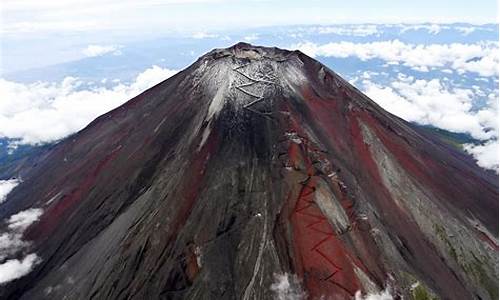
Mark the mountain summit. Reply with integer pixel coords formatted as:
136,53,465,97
0,43,498,300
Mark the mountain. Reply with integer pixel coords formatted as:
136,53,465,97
0,43,497,300
0,138,53,180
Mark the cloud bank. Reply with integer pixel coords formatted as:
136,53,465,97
7,208,44,231
0,208,44,284
82,45,122,57
294,40,499,76
0,254,40,284
0,66,178,144
0,179,21,203
464,141,498,172
311,25,379,36
361,75,497,140
356,74,498,171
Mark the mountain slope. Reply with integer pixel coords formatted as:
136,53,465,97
0,43,497,300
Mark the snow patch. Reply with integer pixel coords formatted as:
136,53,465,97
270,273,307,300
198,80,228,150
194,246,203,268
285,132,303,144
198,126,212,151
206,82,228,123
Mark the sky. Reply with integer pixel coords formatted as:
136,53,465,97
1,0,498,73
1,0,498,37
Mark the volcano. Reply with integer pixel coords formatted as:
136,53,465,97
0,43,498,300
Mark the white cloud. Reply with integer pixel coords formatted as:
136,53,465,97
270,273,306,300
243,34,259,42
3,0,225,11
192,32,218,39
398,24,495,36
355,286,393,300
456,26,476,35
464,141,498,172
0,208,43,261
362,76,497,140
1,20,107,34
0,179,21,204
0,233,28,261
399,24,445,35
82,45,122,57
293,40,499,76
1,0,229,35
360,75,498,171
7,208,44,231
0,66,178,144
0,254,41,284
313,25,379,36
131,65,178,91
0,207,45,283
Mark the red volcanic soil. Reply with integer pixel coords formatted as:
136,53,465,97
0,43,497,300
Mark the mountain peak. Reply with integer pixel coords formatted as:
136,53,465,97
0,44,497,300
206,42,300,61
185,43,316,132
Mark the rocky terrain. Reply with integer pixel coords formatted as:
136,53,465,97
0,43,497,300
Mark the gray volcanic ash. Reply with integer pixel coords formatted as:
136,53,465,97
0,43,497,300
